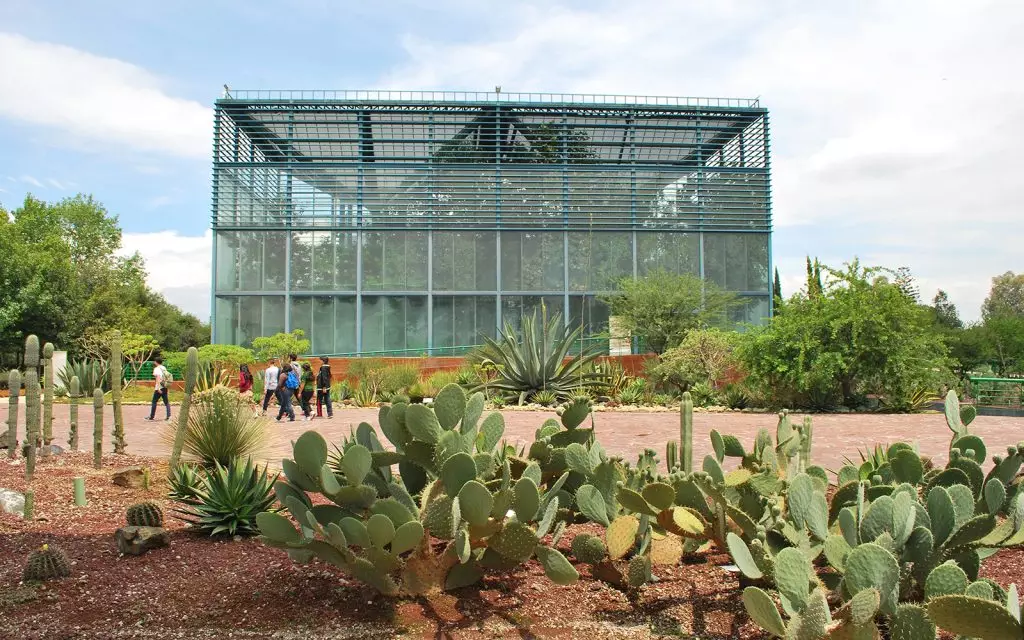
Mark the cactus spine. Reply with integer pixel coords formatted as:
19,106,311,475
92,388,103,469
24,335,40,480
68,376,80,450
110,330,125,453
680,391,693,474
41,342,54,457
168,346,199,472
5,369,20,459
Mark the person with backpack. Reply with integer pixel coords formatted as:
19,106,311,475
315,356,333,419
299,362,315,420
289,353,302,380
276,365,298,422
261,359,280,415
145,357,172,421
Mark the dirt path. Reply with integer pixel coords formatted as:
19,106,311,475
3,402,1023,471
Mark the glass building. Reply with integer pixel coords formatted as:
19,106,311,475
211,91,771,355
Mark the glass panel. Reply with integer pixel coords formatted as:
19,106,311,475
311,233,333,290
636,231,699,276
290,297,313,343
568,295,612,336
335,297,357,354
290,232,314,291
500,231,564,291
704,233,769,292
729,296,770,326
333,232,359,290
312,297,334,354
263,232,288,291
432,231,497,291
261,296,286,337
361,231,429,291
568,232,632,291
361,296,428,353
214,297,238,344
239,296,262,345
500,295,565,334
216,231,267,292
432,296,497,354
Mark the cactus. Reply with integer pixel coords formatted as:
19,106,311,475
110,330,125,453
24,335,40,479
92,388,103,469
126,501,164,527
68,375,80,450
73,477,87,506
927,593,1023,639
23,544,71,581
41,342,54,456
798,416,813,471
168,347,199,472
5,369,20,459
680,391,693,473
23,489,34,520
571,533,608,564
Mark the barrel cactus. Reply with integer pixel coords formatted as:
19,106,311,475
23,544,72,582
126,501,164,527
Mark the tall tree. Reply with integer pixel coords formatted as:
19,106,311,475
893,266,920,302
603,270,739,354
982,271,1024,319
773,267,783,306
931,290,962,330
805,256,823,299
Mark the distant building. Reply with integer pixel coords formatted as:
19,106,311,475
210,90,772,354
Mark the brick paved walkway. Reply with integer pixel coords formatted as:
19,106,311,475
4,402,1024,472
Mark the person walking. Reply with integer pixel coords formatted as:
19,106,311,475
315,356,333,419
276,364,297,422
239,364,254,398
299,362,315,420
288,353,302,380
145,357,172,421
262,359,280,415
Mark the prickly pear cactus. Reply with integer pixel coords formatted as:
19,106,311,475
126,501,164,527
23,544,72,582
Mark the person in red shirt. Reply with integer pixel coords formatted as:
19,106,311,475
239,364,254,397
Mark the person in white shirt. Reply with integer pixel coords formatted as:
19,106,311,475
262,359,280,415
145,357,172,421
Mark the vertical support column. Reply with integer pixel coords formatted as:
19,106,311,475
427,231,433,354
561,109,570,322
495,231,502,337
355,231,363,354
764,112,774,318
284,109,295,333
494,104,503,339
628,113,638,280
210,106,222,342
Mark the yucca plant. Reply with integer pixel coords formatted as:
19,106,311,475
164,386,266,468
531,389,558,406
173,457,278,536
468,308,605,405
195,361,232,392
58,359,109,395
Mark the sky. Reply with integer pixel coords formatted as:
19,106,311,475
1,0,1021,323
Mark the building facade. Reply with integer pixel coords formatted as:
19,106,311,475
211,91,771,355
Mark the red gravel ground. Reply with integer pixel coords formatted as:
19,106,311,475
2,406,1024,638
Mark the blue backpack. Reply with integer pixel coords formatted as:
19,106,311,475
285,370,300,390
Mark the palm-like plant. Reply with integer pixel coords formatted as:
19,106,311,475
173,457,278,536
468,308,605,405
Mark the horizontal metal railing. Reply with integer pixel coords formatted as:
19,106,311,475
968,377,1024,408
222,89,761,109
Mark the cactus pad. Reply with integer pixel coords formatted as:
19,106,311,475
606,515,640,560
576,484,610,527
457,480,493,527
844,542,899,615
641,482,675,511
742,586,786,637
727,532,763,580
432,383,466,430
773,547,813,614
440,452,477,497
564,443,592,476
126,501,164,527
560,398,591,430
489,521,538,563
535,545,578,585
571,533,608,565
927,594,1023,640
889,603,935,640
512,477,540,522
627,554,651,587
293,430,329,478
650,533,683,566
925,562,969,599
406,403,443,444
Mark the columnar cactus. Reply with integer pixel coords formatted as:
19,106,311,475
5,369,20,459
41,342,54,456
92,388,103,469
68,376,80,450
110,330,125,453
168,347,199,472
680,390,693,474
24,335,40,481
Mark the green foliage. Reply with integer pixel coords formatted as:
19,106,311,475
167,462,204,502
603,270,739,354
196,344,255,367
645,328,740,393
251,330,310,362
57,359,109,395
738,260,951,409
468,307,604,405
173,457,278,537
166,386,267,468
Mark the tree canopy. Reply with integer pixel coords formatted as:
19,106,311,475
0,195,209,363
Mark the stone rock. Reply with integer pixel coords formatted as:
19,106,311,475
116,526,170,555
48,444,65,456
111,467,146,489
0,488,26,517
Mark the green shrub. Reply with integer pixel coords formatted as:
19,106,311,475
380,363,420,395
425,370,460,396
196,344,255,367
644,328,739,393
166,386,266,468
173,457,277,537
689,381,721,407
531,389,558,406
331,380,351,402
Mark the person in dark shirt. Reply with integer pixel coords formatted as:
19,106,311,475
316,356,334,419
276,367,296,422
299,362,315,420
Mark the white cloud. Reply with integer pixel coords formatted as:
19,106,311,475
0,32,211,158
119,230,211,319
19,174,43,188
381,0,1024,321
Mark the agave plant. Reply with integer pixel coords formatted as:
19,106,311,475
468,308,605,405
195,361,233,392
173,457,278,536
167,462,204,501
57,359,109,395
